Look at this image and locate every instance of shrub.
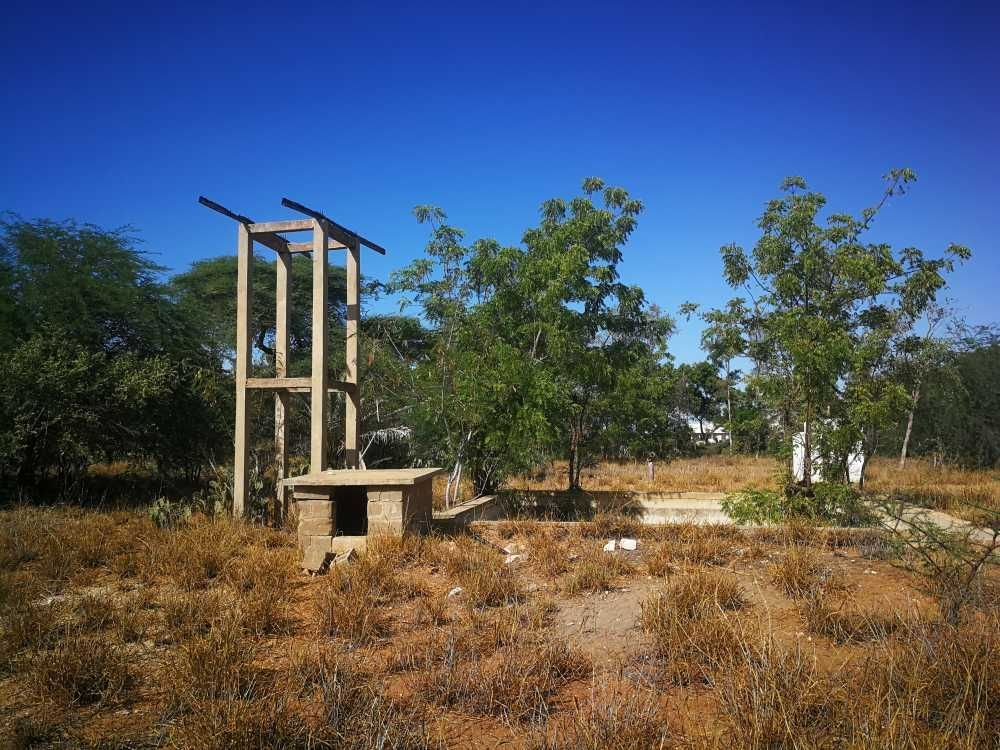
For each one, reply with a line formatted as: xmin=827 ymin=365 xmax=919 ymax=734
xmin=723 ymin=482 xmax=878 ymax=527
xmin=30 ymin=635 xmax=134 ymax=706
xmin=799 ymin=592 xmax=902 ymax=644
xmin=769 ymin=546 xmax=845 ymax=598
xmin=639 ymin=571 xmax=749 ymax=684
xmin=722 ymin=488 xmax=785 ymax=525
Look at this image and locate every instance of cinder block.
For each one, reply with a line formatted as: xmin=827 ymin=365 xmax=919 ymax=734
xmin=301 ymin=535 xmax=333 ymax=572
xmin=298 ymin=516 xmax=336 ymax=536
xmin=367 ymin=487 xmax=403 ymax=504
xmin=295 ymin=488 xmax=334 ymax=502
xmin=297 ymin=500 xmax=334 ymax=519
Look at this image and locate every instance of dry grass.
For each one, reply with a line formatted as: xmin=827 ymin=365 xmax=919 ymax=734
xmin=866 ymin=457 xmax=1000 ymax=523
xmin=799 ymin=591 xmax=905 ymax=644
xmin=414 ymin=633 xmax=589 ymax=723
xmin=769 ymin=545 xmax=846 ymax=598
xmin=2 ymin=500 xmax=998 ymax=749
xmin=532 ymin=683 xmax=675 ymax=749
xmin=639 ymin=570 xmax=749 ymax=684
xmin=644 ymin=525 xmax=738 ymax=574
xmin=28 ymin=633 xmax=134 ymax=707
xmin=439 ymin=535 xmax=524 ymax=607
xmin=508 ymin=455 xmax=780 ymax=493
xmin=560 ymin=547 xmax=636 ymax=594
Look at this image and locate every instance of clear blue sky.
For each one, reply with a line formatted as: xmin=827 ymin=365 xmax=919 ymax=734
xmin=2 ymin=1 xmax=997 ymax=362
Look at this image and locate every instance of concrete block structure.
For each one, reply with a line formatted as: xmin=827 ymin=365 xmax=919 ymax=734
xmin=201 ymin=196 xmax=442 ymax=571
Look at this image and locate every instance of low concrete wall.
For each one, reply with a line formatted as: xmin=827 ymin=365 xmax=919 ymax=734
xmin=433 ymin=491 xmax=732 ymax=528
xmin=433 ymin=495 xmax=505 ymax=529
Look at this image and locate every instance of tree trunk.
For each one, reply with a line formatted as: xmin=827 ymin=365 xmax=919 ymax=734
xmin=802 ymin=405 xmax=813 ymax=489
xmin=725 ymin=367 xmax=734 ymax=454
xmin=567 ymin=431 xmax=577 ymax=492
xmin=899 ymin=384 xmax=920 ymax=468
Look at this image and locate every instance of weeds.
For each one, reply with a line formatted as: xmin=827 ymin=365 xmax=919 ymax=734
xmin=799 ymin=592 xmax=903 ymax=644
xmin=769 ymin=545 xmax=845 ymax=598
xmin=640 ymin=570 xmax=749 ymax=684
xmin=29 ymin=634 xmax=134 ymax=706
xmin=534 ymin=684 xmax=674 ymax=749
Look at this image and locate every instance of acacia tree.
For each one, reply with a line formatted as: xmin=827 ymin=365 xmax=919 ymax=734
xmin=721 ymin=170 xmax=970 ymax=489
xmin=390 ymin=179 xmax=670 ymax=495
xmin=893 ymin=303 xmax=955 ymax=467
xmin=682 ymin=300 xmax=748 ymax=452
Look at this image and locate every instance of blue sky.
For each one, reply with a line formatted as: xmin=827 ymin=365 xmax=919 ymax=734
xmin=2 ymin=1 xmax=998 ymax=362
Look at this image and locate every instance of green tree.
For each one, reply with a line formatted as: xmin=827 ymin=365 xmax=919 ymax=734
xmin=675 ymin=360 xmax=724 ymax=442
xmin=170 ymin=255 xmax=347 ymax=371
xmin=0 ymin=218 xmax=230 ymax=493
xmin=720 ymin=170 xmax=970 ymax=488
xmin=390 ymin=179 xmax=671 ymax=495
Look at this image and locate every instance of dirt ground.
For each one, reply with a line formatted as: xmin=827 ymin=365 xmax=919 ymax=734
xmin=0 ymin=508 xmax=996 ymax=749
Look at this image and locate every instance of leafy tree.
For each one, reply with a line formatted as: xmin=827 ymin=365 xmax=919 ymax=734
xmin=170 ymin=255 xmax=347 ymax=371
xmin=720 ymin=170 xmax=970 ymax=488
xmin=675 ymin=361 xmax=724 ymax=440
xmin=390 ymin=179 xmax=671 ymax=495
xmin=0 ymin=218 xmax=230 ymax=494
xmin=901 ymin=327 xmax=1000 ymax=467
xmin=1 ymin=216 xmax=186 ymax=355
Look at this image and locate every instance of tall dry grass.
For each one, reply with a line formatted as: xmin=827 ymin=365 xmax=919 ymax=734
xmin=509 ymin=455 xmax=781 ymax=493
xmin=866 ymin=457 xmax=1000 ymax=523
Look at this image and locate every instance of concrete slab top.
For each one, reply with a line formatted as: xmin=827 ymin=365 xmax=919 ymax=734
xmin=283 ymin=468 xmax=445 ymax=487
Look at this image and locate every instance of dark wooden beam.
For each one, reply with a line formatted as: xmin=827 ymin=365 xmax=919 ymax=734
xmin=198 ymin=196 xmax=291 ymax=254
xmin=281 ymin=197 xmax=387 ymax=255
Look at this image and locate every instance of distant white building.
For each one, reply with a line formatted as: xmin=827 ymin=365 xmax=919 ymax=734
xmin=792 ymin=427 xmax=864 ymax=483
xmin=687 ymin=418 xmax=730 ymax=446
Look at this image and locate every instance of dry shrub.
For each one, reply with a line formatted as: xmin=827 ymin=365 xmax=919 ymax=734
xmin=441 ymin=537 xmax=523 ymax=607
xmin=223 ymin=545 xmax=297 ymax=635
xmin=0 ymin=575 xmax=54 ymax=671
xmin=534 ymin=684 xmax=674 ymax=749
xmin=286 ymin=643 xmax=341 ymax=697
xmin=639 ymin=570 xmax=749 ymax=684
xmin=847 ymin=614 xmax=1000 ymax=747
xmin=529 ymin=527 xmax=573 ymax=578
xmin=800 ymin=592 xmax=904 ymax=644
xmin=507 ymin=455 xmax=779 ymax=494
xmin=496 ymin=518 xmax=542 ymax=539
xmin=644 ymin=537 xmax=733 ymax=576
xmin=467 ymin=599 xmax=557 ymax=651
xmin=166 ymin=612 xmax=260 ymax=711
xmin=168 ymin=695 xmax=311 ymax=750
xmin=561 ymin=548 xmax=635 ymax=594
xmin=713 ymin=633 xmax=840 ymax=748
xmin=460 ymin=559 xmax=523 ymax=608
xmin=413 ymin=593 xmax=450 ymax=626
xmin=153 ymin=518 xmax=247 ymax=590
xmin=579 ymin=513 xmax=641 ymax=540
xmin=416 ymin=632 xmax=589 ymax=723
xmin=0 ymin=507 xmax=143 ymax=589
xmin=365 ymin=530 xmax=433 ymax=568
xmin=769 ymin=545 xmax=845 ymax=598
xmin=70 ymin=591 xmax=148 ymax=643
xmin=29 ymin=634 xmax=134 ymax=706
xmin=315 ymin=566 xmax=392 ymax=644
xmin=0 ymin=507 xmax=47 ymax=571
xmin=161 ymin=589 xmax=227 ymax=641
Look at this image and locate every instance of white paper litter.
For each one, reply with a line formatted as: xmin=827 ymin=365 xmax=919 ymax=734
xmin=603 ymin=540 xmax=616 ymax=552
xmin=619 ymin=538 xmax=637 ymax=551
